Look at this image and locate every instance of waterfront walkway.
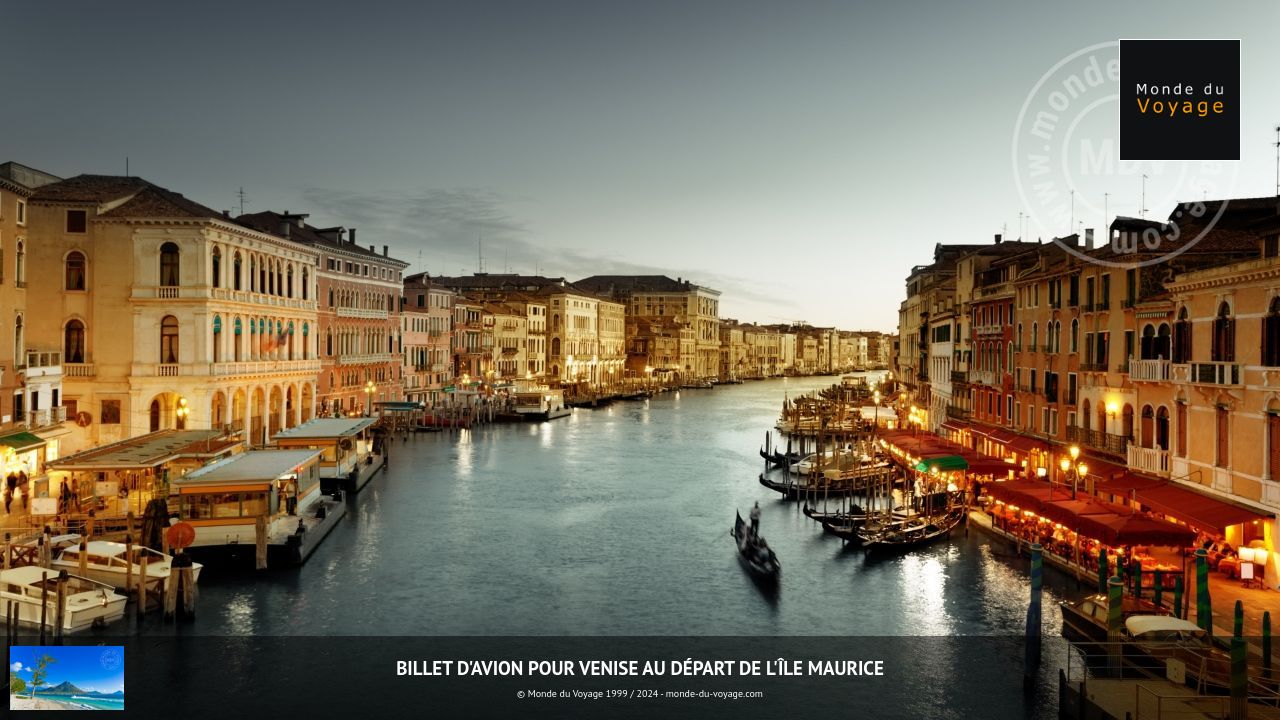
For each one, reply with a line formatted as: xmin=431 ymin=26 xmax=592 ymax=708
xmin=970 ymin=510 xmax=1280 ymax=641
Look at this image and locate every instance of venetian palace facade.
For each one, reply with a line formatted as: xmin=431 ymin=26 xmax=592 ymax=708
xmin=26 ymin=175 xmax=323 ymax=449
xmin=238 ymin=212 xmax=408 ymax=418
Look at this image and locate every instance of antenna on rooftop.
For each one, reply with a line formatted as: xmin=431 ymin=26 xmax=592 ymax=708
xmin=1140 ymin=175 xmax=1148 ymax=219
xmin=1069 ymin=190 xmax=1075 ymax=232
xmin=1274 ymin=125 xmax=1280 ymax=196
xmin=237 ymin=187 xmax=249 ymax=216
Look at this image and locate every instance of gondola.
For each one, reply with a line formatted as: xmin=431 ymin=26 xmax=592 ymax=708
xmin=732 ymin=511 xmax=781 ymax=583
xmin=757 ymin=472 xmax=861 ymax=500
xmin=858 ymin=507 xmax=966 ymax=551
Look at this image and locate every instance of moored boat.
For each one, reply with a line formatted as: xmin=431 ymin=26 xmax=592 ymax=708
xmin=0 ymin=566 xmax=127 ymax=632
xmin=859 ymin=507 xmax=965 ymax=550
xmin=1058 ymin=593 xmax=1169 ymax=645
xmin=43 ymin=535 xmax=203 ymax=592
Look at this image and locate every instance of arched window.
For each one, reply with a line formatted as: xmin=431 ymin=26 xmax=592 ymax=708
xmin=160 ymin=315 xmax=179 ymax=363
xmin=1122 ymin=403 xmax=1135 ymax=440
xmin=1140 ymin=324 xmax=1156 ymax=360
xmin=211 ymin=247 xmax=222 ymax=288
xmin=1082 ymin=398 xmax=1091 ymax=430
xmin=286 ymin=265 xmax=294 ymax=298
xmin=1031 ymin=323 xmax=1038 ymax=350
xmin=302 ymin=322 xmax=310 ymax=359
xmin=1212 ymin=301 xmax=1235 ymax=362
xmin=65 ymin=251 xmax=86 ymax=290
xmin=302 ymin=268 xmax=309 ymax=300
xmin=551 ymin=337 xmax=561 ymax=356
xmin=64 ymin=319 xmax=85 ymax=363
xmin=1173 ymin=306 xmax=1192 ymax=363
xmin=1264 ymin=298 xmax=1280 ymax=367
xmin=1156 ymin=323 xmax=1171 ymax=360
xmin=1070 ymin=318 xmax=1079 ymax=353
xmin=159 ymin=242 xmax=180 ymax=286
xmin=326 ymin=329 xmax=333 ymax=356
xmin=13 ymin=313 xmax=22 ymax=367
xmin=249 ymin=256 xmax=257 ymax=292
xmin=267 ymin=260 xmax=275 ymax=295
xmin=1155 ymin=406 xmax=1170 ymax=451
xmin=234 ymin=317 xmax=243 ymax=361
xmin=1141 ymin=405 xmax=1155 ymax=448
xmin=212 ymin=315 xmax=222 ymax=363
xmin=15 ymin=241 xmax=25 ymax=285
xmin=233 ymin=251 xmax=243 ymax=290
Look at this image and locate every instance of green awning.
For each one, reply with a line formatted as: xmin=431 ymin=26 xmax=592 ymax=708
xmin=0 ymin=431 xmax=46 ymax=452
xmin=914 ymin=455 xmax=968 ymax=472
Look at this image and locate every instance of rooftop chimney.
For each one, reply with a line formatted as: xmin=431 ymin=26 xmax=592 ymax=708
xmin=370 ymin=244 xmax=376 ymax=253
xmin=349 ymin=228 xmax=357 ymax=244
xmin=383 ymin=245 xmax=389 ymax=257
xmin=994 ymin=233 xmax=1002 ymax=244
xmin=1084 ymin=228 xmax=1094 ymax=250
xmin=279 ymin=221 xmax=291 ymax=238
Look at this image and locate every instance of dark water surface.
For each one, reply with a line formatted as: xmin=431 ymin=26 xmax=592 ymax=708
xmin=119 ymin=377 xmax=1085 ymax=718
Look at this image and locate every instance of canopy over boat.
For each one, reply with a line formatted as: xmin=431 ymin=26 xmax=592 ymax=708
xmin=1125 ymin=615 xmax=1205 ymax=637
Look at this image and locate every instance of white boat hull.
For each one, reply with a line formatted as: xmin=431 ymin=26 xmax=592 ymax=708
xmin=0 ymin=590 xmax=127 ymax=633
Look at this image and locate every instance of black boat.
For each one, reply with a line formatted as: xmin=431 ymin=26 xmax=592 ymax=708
xmin=758 ymin=472 xmax=860 ymax=500
xmin=858 ymin=507 xmax=966 ymax=550
xmin=732 ymin=511 xmax=781 ymax=582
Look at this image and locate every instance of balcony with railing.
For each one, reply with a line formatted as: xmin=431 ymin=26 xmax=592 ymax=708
xmin=974 ymin=324 xmax=1004 ymax=336
xmin=1066 ymin=425 xmax=1129 ymax=456
xmin=946 ymin=405 xmax=970 ymax=420
xmin=1173 ymin=361 xmax=1241 ymax=386
xmin=1127 ymin=445 xmax=1171 ymax=477
xmin=211 ymin=359 xmax=323 ymax=376
xmin=1129 ymin=357 xmax=1171 ymax=382
xmin=336 ymin=306 xmax=390 ymax=319
xmin=338 ymin=353 xmax=395 ymax=366
xmin=950 ymin=370 xmax=968 ymax=385
xmin=24 ymin=406 xmax=68 ymax=430
xmin=1078 ymin=361 xmax=1107 ymax=372
xmin=64 ymin=363 xmax=95 ymax=377
xmin=969 ymin=369 xmax=998 ymax=386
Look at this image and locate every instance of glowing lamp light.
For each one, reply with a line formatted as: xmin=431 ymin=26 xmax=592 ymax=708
xmin=1077 ymin=463 xmax=1088 ymax=477
xmin=1256 ymin=549 xmax=1270 ymax=565
xmin=1240 ymin=547 xmax=1256 ymax=563
xmin=1060 ymin=458 xmax=1071 ymax=473
xmin=1106 ymin=402 xmax=1119 ymax=417
xmin=1036 ymin=467 xmax=1047 ymax=478
xmin=1069 ymin=445 xmax=1080 ymax=461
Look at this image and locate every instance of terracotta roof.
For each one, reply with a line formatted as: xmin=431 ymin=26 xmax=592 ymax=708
xmin=99 ymin=185 xmax=227 ymax=219
xmin=574 ymin=275 xmax=709 ymax=295
xmin=237 ymin=210 xmax=407 ymax=266
xmin=29 ymin=174 xmax=151 ymax=204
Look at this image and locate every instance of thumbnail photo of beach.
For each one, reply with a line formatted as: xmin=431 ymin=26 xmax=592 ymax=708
xmin=9 ymin=645 xmax=124 ymax=711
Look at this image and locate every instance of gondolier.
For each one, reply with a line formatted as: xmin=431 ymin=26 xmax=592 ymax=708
xmin=749 ymin=502 xmax=761 ymax=534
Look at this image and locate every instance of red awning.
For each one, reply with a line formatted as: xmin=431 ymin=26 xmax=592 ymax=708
xmin=986 ymin=479 xmax=1058 ymax=511
xmin=1075 ymin=512 xmax=1197 ymax=548
xmin=1037 ymin=498 xmax=1117 ymax=527
xmin=1096 ymin=471 xmax=1165 ymax=496
xmin=940 ymin=419 xmax=969 ymax=434
xmin=966 ymin=458 xmax=1019 ymax=476
xmin=1004 ymin=434 xmax=1046 ymax=454
xmin=1137 ymin=483 xmax=1271 ymax=535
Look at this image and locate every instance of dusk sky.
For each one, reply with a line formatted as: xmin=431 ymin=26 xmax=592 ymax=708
xmin=7 ymin=1 xmax=1279 ymax=331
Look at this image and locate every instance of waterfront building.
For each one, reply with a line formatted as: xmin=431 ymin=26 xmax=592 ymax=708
xmin=401 ymin=274 xmax=455 ymax=405
xmin=452 ymin=299 xmax=492 ymax=389
xmin=626 ymin=316 xmax=694 ymax=386
xmin=0 ymin=162 xmax=69 ymax=479
xmin=574 ymin=275 xmax=721 ymax=381
xmin=432 ymin=274 xmax=623 ymax=389
xmin=237 ymin=212 xmax=408 ymax=419
xmin=1164 ymin=215 xmax=1280 ymax=569
xmin=26 ymin=175 xmax=321 ymax=451
xmin=718 ymin=322 xmax=748 ymax=380
xmin=487 ymin=302 xmax=528 ymax=381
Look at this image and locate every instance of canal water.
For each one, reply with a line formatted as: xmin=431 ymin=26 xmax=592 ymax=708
xmin=127 ymin=376 xmax=1086 ymax=718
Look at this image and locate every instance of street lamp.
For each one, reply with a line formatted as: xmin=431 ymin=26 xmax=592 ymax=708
xmin=872 ymin=389 xmax=881 ymax=440
xmin=1059 ymin=452 xmax=1088 ymax=499
xmin=364 ymin=380 xmax=375 ymax=416
xmin=175 ymin=397 xmax=189 ymax=430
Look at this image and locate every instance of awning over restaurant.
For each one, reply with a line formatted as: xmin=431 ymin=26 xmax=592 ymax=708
xmin=0 ymin=431 xmax=46 ymax=452
xmin=988 ymin=479 xmax=1198 ymax=547
xmin=1075 ymin=512 xmax=1197 ymax=548
xmin=1137 ymin=482 xmax=1270 ymax=535
xmin=940 ymin=419 xmax=969 ymax=434
xmin=966 ymin=458 xmax=1019 ymax=476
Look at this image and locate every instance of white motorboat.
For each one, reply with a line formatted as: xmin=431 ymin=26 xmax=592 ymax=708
xmin=0 ymin=565 xmax=127 ymax=632
xmin=513 ymin=389 xmax=571 ymax=421
xmin=45 ymin=535 xmax=203 ymax=592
